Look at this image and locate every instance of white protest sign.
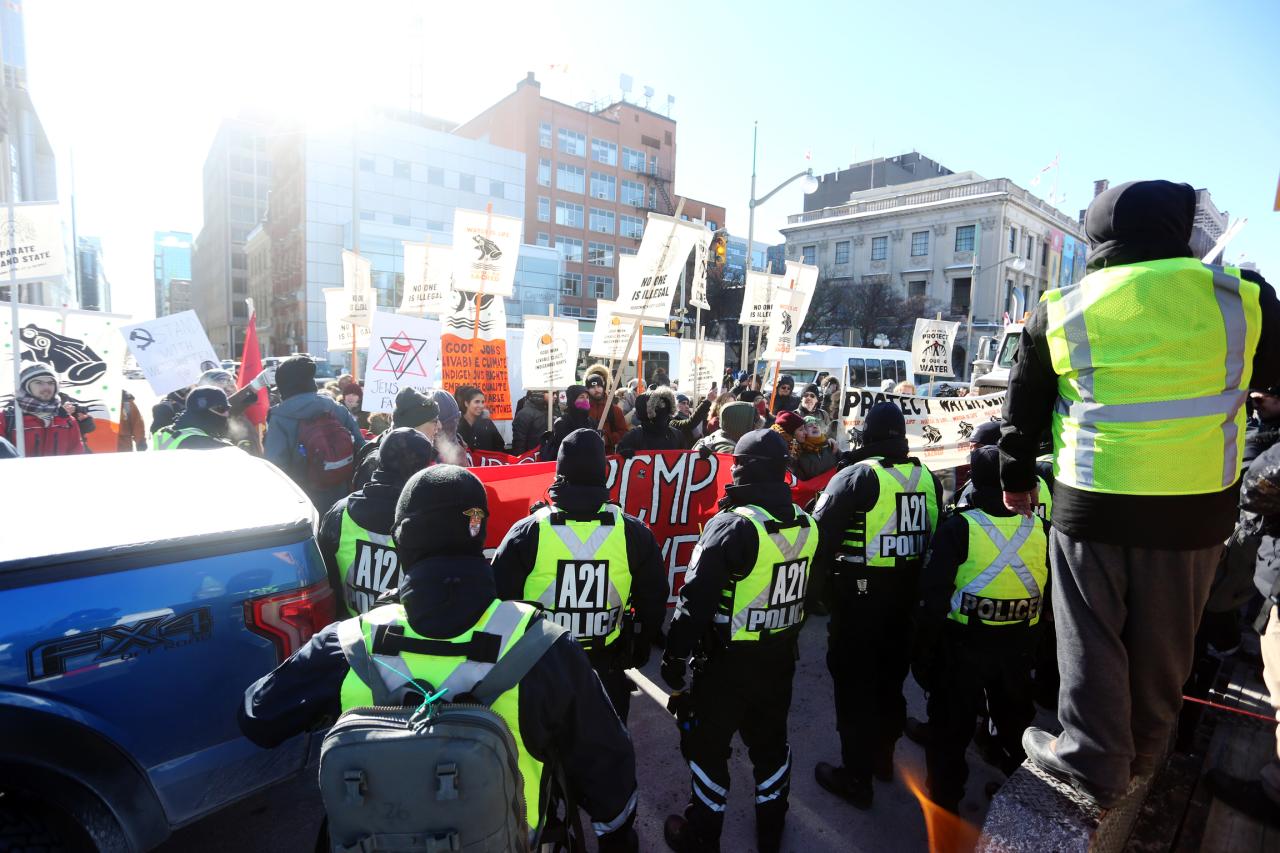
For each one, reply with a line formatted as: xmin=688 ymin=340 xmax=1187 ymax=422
xmin=911 ymin=318 xmax=960 ymax=377
xmin=615 ymin=213 xmax=705 ymax=321
xmin=589 ymin=299 xmax=640 ymax=361
xmin=324 ymin=288 xmax=373 ymax=351
xmin=362 ymin=311 xmax=442 ymax=413
xmin=679 ymin=338 xmax=725 ymax=394
xmin=689 ymin=228 xmax=711 ymax=311
xmin=782 ymin=260 xmax=819 ymax=322
xmin=342 ymin=250 xmax=374 ymax=327
xmin=739 ymin=271 xmax=777 ymax=327
xmin=839 ymin=382 xmax=1006 ymax=470
xmin=120 ymin=310 xmax=220 ymax=396
xmin=761 ymin=275 xmax=815 ymax=364
xmin=521 ymin=315 xmax=580 ymax=390
xmin=400 ymin=241 xmax=453 ymax=316
xmin=0 ymin=202 xmax=66 ymax=280
xmin=451 ymin=209 xmax=522 ymax=297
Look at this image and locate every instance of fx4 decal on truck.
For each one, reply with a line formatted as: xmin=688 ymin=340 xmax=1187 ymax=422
xmin=27 ymin=606 xmax=213 ymax=682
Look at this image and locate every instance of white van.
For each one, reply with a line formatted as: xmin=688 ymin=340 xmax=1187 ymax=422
xmin=756 ymin=344 xmax=915 ymax=391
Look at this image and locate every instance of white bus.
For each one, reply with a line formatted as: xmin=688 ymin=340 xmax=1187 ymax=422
xmin=756 ymin=344 xmax=915 ymax=391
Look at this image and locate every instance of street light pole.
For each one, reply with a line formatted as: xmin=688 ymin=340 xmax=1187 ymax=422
xmin=740 ymin=122 xmax=758 ymax=372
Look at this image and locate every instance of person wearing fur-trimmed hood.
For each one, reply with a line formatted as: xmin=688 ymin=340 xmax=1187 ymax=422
xmin=584 ymin=363 xmax=629 ymax=452
xmin=616 ymin=387 xmax=682 ymax=458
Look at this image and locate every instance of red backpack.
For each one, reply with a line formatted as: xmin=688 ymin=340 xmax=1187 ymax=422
xmin=296 ymin=410 xmax=355 ymax=490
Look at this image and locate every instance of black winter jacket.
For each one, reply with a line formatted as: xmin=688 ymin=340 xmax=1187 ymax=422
xmin=511 ymin=395 xmax=556 ymax=455
xmin=457 ymin=415 xmax=506 ymax=452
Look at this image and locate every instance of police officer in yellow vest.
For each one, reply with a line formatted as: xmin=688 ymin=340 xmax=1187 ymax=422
xmin=491 ymin=428 xmax=667 ymax=722
xmin=1000 ymin=180 xmax=1280 ymax=807
xmin=152 ymin=388 xmax=235 ymax=450
xmin=916 ymin=446 xmax=1049 ymax=813
xmin=239 ymin=465 xmax=640 ymax=851
xmin=811 ymin=402 xmax=943 ymax=810
xmin=318 ymin=428 xmax=437 ymax=617
xmin=955 ymin=419 xmax=1053 ymax=520
xmin=660 ymin=429 xmax=819 ymax=853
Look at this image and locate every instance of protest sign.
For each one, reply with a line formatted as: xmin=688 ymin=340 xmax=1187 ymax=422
xmin=678 ymin=338 xmax=725 ymax=395
xmin=739 ymin=271 xmax=777 ymax=327
xmin=362 ymin=311 xmax=442 ymax=413
xmin=615 ymin=213 xmax=705 ymax=321
xmin=589 ymin=299 xmax=641 ymax=361
xmin=760 ymin=274 xmax=815 ymax=364
xmin=783 ymin=260 xmax=819 ymax=316
xmin=400 ymin=242 xmax=453 ymax=316
xmin=520 ymin=315 xmax=579 ymax=390
xmin=689 ymin=228 xmax=711 ymax=310
xmin=120 ymin=310 xmax=220 ymax=396
xmin=3 ymin=303 xmax=129 ymax=451
xmin=911 ymin=318 xmax=960 ymax=377
xmin=441 ymin=290 xmax=512 ymax=420
xmin=838 ymin=380 xmax=1006 ymax=469
xmin=324 ymin=288 xmax=373 ymax=351
xmin=451 ymin=209 xmax=521 ymax=297
xmin=0 ymin=202 xmax=66 ymax=280
xmin=341 ymin=250 xmax=374 ymax=327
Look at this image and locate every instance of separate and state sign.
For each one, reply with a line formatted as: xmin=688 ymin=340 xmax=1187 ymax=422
xmin=0 ymin=202 xmax=65 ymax=280
xmin=451 ymin=209 xmax=521 ymax=297
xmin=120 ymin=310 xmax=220 ymax=396
xmin=400 ymin=242 xmax=454 ymax=316
xmin=520 ymin=315 xmax=580 ymax=390
xmin=362 ymin=311 xmax=442 ymax=413
xmin=911 ymin=318 xmax=961 ymax=377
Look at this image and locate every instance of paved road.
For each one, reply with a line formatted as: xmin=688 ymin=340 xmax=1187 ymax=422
xmin=157 ymin=612 xmax=1044 ymax=852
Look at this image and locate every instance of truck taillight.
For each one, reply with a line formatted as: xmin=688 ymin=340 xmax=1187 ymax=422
xmin=245 ymin=582 xmax=337 ymax=662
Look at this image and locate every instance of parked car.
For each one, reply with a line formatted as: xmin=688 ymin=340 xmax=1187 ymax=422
xmin=0 ymin=449 xmax=333 ymax=850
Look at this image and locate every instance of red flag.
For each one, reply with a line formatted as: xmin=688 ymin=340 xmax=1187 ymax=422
xmin=237 ymin=310 xmax=269 ymax=426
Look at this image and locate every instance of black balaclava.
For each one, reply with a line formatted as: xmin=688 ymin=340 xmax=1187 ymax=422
xmin=275 ymin=356 xmax=317 ymax=400
xmin=971 ymin=419 xmax=1002 ymax=448
xmin=556 ymin=428 xmax=607 ymax=486
xmin=563 ymin=384 xmax=590 ymax=427
xmin=1085 ymin=179 xmax=1195 ymax=272
xmin=731 ymin=428 xmax=790 ymax=485
xmin=968 ymin=444 xmax=1001 ymax=490
xmin=395 ymin=464 xmax=490 ymax=564
xmin=176 ymin=387 xmax=230 ymax=438
xmin=375 ymin=427 xmax=436 ymax=484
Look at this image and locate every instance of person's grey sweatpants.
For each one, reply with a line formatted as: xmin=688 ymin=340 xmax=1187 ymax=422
xmin=1050 ymin=528 xmax=1220 ymax=792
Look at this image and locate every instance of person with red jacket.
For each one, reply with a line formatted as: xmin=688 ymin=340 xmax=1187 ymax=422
xmin=584 ymin=364 xmax=628 ymax=452
xmin=1 ymin=363 xmax=85 ymax=457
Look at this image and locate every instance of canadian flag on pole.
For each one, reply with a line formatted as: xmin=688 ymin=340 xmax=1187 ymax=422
xmin=236 ymin=300 xmax=268 ymax=426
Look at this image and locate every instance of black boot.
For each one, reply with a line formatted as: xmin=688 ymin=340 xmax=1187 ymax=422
xmin=873 ymin=742 xmax=896 ymax=782
xmin=663 ymin=814 xmax=719 ymax=853
xmin=815 ymin=761 xmax=872 ymax=809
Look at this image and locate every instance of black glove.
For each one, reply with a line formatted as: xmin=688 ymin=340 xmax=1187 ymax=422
xmin=660 ymin=655 xmax=687 ymax=691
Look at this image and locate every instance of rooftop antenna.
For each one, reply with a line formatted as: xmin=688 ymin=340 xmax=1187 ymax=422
xmin=666 ymin=94 xmax=675 ymax=118
xmin=643 ymin=85 xmax=654 ymax=109
xmin=619 ymin=73 xmax=633 ymax=103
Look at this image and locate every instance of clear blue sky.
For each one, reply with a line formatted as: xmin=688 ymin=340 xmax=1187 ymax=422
xmin=22 ymin=0 xmax=1280 ymax=320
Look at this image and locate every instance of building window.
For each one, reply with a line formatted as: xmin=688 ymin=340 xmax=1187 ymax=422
xmin=428 ymin=167 xmax=444 ymax=186
xmin=360 ymin=210 xmax=376 ymax=221
xmin=537 ymin=158 xmax=551 ymax=187
xmin=618 ymin=246 xmax=637 ymax=256
xmin=359 ymin=157 xmax=376 ymax=172
xmin=951 ymin=277 xmax=971 ymax=314
xmin=590 ymin=172 xmax=616 ymax=201
xmin=393 ymin=160 xmax=411 ymax=179
xmin=908 ymin=280 xmax=927 ymax=300
xmin=619 ymin=215 xmax=644 ymax=239
xmin=834 ymin=241 xmax=850 ymax=265
xmin=490 ymin=180 xmax=505 ymax=198
xmin=589 ymin=208 xmax=615 ymax=234
xmin=561 ymin=271 xmax=582 ymax=295
xmin=620 ymin=179 xmax=645 ymax=207
xmin=1008 ymin=226 xmax=1017 ymax=253
xmin=592 ymin=138 xmax=617 ymax=165
xmin=871 ymin=236 xmax=888 ymax=261
xmin=536 ymin=232 xmax=550 ymax=247
xmin=427 ymin=219 xmax=448 ymax=233
xmin=459 ymin=173 xmax=476 ymax=193
xmin=1026 ymin=235 xmax=1034 ymax=260
xmin=393 ymin=214 xmax=411 ymax=226
xmin=622 ymin=147 xmax=645 ymax=172
xmin=1041 ymin=243 xmax=1049 ymax=267
xmin=537 ymin=196 xmax=550 ymax=222
xmin=587 ymin=242 xmax=614 ymax=267
xmin=558 ymin=128 xmax=586 ymax=157
xmin=955 ymin=225 xmax=975 ymax=252
xmin=561 ymin=305 xmax=582 ymax=317
xmin=555 ymin=236 xmax=583 ymax=264
xmin=802 ymin=245 xmax=816 ymax=265
xmin=539 ymin=121 xmax=552 ymax=148
xmin=555 ymin=201 xmax=584 ymax=228
xmin=557 ymin=163 xmax=585 ymax=194
xmin=911 ymin=231 xmax=929 ymax=256
xmin=589 ymin=274 xmax=613 ymax=299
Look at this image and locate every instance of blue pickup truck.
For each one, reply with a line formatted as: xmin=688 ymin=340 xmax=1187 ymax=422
xmin=0 ymin=449 xmax=334 ymax=851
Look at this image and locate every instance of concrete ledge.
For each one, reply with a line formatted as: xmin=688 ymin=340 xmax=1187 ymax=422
xmin=978 ymin=762 xmax=1153 ymax=853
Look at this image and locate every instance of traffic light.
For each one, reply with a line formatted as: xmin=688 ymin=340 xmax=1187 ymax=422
xmin=710 ymin=232 xmax=727 ymax=269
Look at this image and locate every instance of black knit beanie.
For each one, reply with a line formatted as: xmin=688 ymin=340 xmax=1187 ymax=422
xmin=863 ymin=402 xmax=906 ymax=443
xmin=394 ymin=464 xmax=489 ymax=563
xmin=376 ymin=427 xmax=437 ymax=481
xmin=275 ymin=356 xmax=316 ymax=399
xmin=393 ymin=388 xmax=440 ymax=429
xmin=731 ymin=428 xmax=790 ymax=485
xmin=557 ymin=428 xmax=607 ymax=486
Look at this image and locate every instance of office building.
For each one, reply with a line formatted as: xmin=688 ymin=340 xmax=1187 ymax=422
xmin=75 ymin=236 xmax=111 ymax=312
xmin=454 ymin=72 xmax=678 ymax=318
xmin=192 ymin=118 xmax=272 ymax=356
xmin=153 ymin=230 xmax=193 ymax=316
xmin=724 ymin=236 xmax=768 ymax=284
xmin=781 ymin=169 xmax=1087 ymax=367
xmin=1191 ymin=187 xmax=1228 ymax=260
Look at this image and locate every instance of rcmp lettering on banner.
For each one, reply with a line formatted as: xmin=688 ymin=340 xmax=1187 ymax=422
xmin=960 ymin=594 xmax=1041 ymax=623
xmin=553 ymin=560 xmax=619 ymax=638
xmin=746 ymin=559 xmax=809 ymax=632
xmin=349 ymin=541 xmax=401 ymax=615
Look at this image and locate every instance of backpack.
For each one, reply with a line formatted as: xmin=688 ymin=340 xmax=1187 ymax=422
xmin=320 ymin=616 xmax=569 ymax=853
xmin=296 ymin=409 xmax=355 ymax=490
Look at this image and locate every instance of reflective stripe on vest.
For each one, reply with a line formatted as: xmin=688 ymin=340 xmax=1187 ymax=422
xmin=525 ymin=504 xmax=631 ymax=647
xmin=840 ymin=459 xmax=939 ymax=567
xmin=335 ymin=508 xmax=398 ymax=617
xmin=727 ymin=504 xmax=818 ymax=642
xmin=1044 ymin=259 xmax=1260 ymax=495
xmin=337 ymin=599 xmax=544 ymax=832
xmin=153 ymin=426 xmax=210 ymax=450
xmin=948 ymin=511 xmax=1048 ymax=626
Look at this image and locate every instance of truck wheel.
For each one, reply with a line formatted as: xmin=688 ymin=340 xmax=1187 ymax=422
xmin=0 ymin=771 xmax=128 ymax=853
xmin=0 ymin=791 xmax=89 ymax=852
